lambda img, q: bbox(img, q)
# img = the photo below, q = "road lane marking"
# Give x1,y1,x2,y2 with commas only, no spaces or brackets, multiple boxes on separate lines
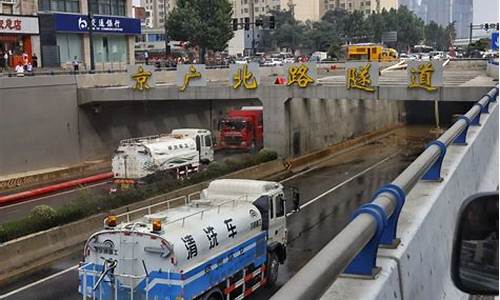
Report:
0,265,79,299
286,152,400,217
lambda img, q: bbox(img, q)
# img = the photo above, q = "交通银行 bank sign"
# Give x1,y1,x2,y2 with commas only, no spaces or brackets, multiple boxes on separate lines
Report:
54,13,140,35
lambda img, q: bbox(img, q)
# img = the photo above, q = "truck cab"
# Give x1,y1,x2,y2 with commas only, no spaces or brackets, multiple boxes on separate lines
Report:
201,179,287,262
219,107,263,152
171,128,215,163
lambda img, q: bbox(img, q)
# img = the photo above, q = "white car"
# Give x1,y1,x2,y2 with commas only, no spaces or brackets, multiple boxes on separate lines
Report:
264,58,283,66
283,57,295,64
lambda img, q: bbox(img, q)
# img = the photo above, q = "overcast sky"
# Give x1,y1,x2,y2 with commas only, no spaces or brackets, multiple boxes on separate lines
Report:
473,0,499,24
133,0,499,25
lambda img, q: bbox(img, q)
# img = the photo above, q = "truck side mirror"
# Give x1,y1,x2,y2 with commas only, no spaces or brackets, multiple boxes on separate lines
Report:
451,192,498,295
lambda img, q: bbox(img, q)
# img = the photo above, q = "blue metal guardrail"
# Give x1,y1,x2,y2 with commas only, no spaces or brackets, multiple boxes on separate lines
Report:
271,85,499,300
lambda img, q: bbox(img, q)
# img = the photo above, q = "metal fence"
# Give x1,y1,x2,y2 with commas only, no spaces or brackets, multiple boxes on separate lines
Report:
271,85,499,300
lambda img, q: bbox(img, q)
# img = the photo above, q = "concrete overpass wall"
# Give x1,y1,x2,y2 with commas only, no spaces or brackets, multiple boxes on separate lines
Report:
0,76,260,175
0,76,82,175
78,99,260,161
287,98,403,155
320,101,498,300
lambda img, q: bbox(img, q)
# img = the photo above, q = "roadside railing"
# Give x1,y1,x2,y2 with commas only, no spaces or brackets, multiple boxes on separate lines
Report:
271,85,499,300
116,191,201,223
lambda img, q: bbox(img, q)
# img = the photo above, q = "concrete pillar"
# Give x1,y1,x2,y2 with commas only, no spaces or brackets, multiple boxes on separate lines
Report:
127,36,135,65
82,35,91,70
260,88,289,157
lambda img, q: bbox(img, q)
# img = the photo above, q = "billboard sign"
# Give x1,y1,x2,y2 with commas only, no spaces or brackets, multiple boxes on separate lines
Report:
492,32,499,50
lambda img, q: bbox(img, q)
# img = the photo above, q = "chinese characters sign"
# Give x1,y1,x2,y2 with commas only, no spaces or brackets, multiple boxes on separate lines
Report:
127,65,156,90
345,62,379,92
54,13,141,34
285,63,316,88
176,64,207,92
230,63,259,90
407,60,442,92
179,218,239,261
0,16,39,34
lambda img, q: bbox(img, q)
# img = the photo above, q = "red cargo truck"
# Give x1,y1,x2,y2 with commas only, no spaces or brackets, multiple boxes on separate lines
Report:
219,106,263,152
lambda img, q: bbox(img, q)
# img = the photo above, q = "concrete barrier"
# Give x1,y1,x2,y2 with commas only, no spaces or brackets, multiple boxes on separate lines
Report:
487,60,499,79
320,102,498,300
0,161,110,193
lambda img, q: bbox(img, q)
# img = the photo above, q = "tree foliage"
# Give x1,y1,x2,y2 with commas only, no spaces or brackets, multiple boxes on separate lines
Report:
261,6,454,56
166,0,234,59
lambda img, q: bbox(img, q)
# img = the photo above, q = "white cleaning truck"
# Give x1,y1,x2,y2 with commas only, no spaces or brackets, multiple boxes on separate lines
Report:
111,129,214,189
79,179,292,300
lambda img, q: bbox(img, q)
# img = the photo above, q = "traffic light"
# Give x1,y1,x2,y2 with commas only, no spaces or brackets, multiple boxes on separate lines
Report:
269,15,275,29
232,18,238,31
244,17,250,30
255,18,263,27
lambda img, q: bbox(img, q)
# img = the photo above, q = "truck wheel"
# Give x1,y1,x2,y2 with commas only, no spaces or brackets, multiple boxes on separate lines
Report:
202,287,223,300
266,252,279,287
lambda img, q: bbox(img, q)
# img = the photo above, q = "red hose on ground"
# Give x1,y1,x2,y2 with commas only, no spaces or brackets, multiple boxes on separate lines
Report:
0,172,113,207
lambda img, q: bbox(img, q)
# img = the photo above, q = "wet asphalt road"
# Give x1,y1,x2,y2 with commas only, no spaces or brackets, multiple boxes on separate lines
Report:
0,126,432,300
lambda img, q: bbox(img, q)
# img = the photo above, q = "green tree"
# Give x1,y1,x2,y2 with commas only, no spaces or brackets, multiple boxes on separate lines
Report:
262,9,308,54
444,22,457,49
425,21,444,49
165,0,233,62
303,20,337,51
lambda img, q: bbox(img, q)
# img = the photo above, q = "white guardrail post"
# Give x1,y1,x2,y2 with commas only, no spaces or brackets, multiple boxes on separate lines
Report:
271,85,499,300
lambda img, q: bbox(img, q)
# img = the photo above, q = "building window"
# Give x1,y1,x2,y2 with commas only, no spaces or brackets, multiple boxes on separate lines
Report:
56,33,82,63
90,0,126,16
135,34,146,42
147,33,165,42
93,35,127,63
39,0,80,12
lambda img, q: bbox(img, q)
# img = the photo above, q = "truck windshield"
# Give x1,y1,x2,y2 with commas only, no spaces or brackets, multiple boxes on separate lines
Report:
221,119,246,130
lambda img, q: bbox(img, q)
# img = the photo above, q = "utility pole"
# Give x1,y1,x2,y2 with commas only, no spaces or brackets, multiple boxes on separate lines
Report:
163,0,169,57
469,23,473,46
287,0,295,17
87,0,95,72
249,0,255,56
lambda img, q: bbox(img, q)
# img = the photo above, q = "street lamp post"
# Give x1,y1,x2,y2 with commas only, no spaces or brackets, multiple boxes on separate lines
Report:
163,0,169,58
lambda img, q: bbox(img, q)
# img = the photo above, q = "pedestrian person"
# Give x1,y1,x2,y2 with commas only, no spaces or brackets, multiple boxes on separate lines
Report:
26,62,33,75
22,51,28,71
0,51,5,71
292,187,300,212
15,62,24,77
72,56,80,72
32,53,38,68
3,52,8,68
144,51,149,65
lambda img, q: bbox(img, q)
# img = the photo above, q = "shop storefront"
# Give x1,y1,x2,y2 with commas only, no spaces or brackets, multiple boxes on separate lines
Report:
39,13,140,68
0,14,39,68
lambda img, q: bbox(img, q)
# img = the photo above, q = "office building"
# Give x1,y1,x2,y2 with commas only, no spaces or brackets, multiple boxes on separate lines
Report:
452,0,472,38
37,0,140,68
323,0,398,14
